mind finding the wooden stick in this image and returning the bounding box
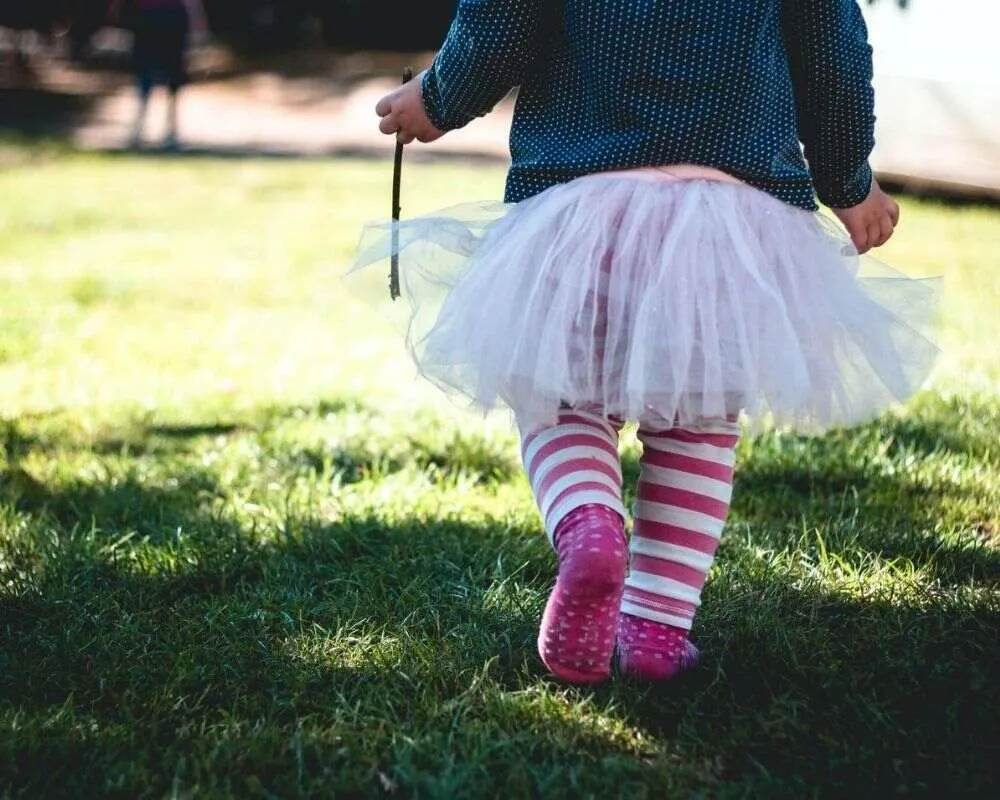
[390,66,414,301]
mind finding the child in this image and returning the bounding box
[359,0,938,684]
[109,0,208,149]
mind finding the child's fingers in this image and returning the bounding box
[378,114,401,135]
[375,95,393,117]
[875,215,895,247]
[888,201,900,227]
[374,73,442,144]
[849,222,870,254]
[415,128,442,144]
[840,218,863,253]
[868,221,886,251]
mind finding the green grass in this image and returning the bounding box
[1,137,998,798]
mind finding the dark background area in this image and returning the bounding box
[0,1,916,57]
[0,1,459,56]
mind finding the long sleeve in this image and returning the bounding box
[781,0,876,208]
[421,0,547,132]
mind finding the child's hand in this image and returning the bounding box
[831,180,900,254]
[375,71,444,145]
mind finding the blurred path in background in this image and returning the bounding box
[0,40,510,165]
[2,20,999,202]
[863,0,1000,202]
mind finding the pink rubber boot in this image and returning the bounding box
[616,614,700,681]
[537,504,627,684]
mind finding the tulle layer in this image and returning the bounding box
[351,174,940,432]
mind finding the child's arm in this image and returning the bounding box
[781,0,874,208]
[781,0,897,252]
[376,0,547,143]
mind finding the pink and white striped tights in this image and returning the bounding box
[521,409,739,683]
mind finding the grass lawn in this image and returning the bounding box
[1,135,998,797]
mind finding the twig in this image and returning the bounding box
[390,66,414,301]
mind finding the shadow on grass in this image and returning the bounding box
[3,395,366,456]
[3,475,997,795]
[0,459,547,795]
[618,577,1000,796]
[1,398,998,796]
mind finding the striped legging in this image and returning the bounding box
[520,408,739,631]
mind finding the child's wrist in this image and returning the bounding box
[817,163,874,209]
[420,66,470,133]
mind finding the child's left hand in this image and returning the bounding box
[375,71,445,145]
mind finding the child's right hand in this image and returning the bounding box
[375,71,444,145]
[831,180,900,254]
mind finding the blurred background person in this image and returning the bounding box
[108,0,207,149]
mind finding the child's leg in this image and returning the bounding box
[520,408,628,684]
[160,6,189,149]
[618,421,740,680]
[130,74,153,146]
[165,87,180,148]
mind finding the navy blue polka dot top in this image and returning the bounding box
[421,0,876,210]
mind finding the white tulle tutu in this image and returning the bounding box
[351,171,939,432]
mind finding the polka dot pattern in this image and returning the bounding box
[537,504,627,685]
[421,0,876,210]
[616,613,701,682]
